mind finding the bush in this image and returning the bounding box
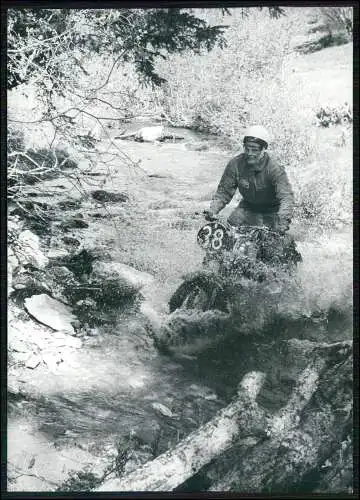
[57,469,101,492]
[152,9,315,163]
[319,7,353,38]
[296,32,350,54]
[7,124,100,235]
[296,7,352,54]
[289,144,352,228]
[8,126,78,197]
[315,103,352,128]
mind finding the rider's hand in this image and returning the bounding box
[203,210,217,222]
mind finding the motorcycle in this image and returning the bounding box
[154,213,302,356]
[169,213,302,315]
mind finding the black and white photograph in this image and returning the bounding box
[5,3,355,495]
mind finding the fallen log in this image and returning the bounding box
[96,371,267,492]
[211,340,353,493]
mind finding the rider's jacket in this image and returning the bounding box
[209,152,294,224]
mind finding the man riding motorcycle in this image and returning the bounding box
[205,125,294,234]
[158,127,301,354]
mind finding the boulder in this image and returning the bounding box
[9,338,29,353]
[11,271,52,299]
[116,125,165,142]
[138,126,164,142]
[25,354,42,369]
[47,236,77,260]
[24,294,78,335]
[61,236,81,248]
[14,230,49,269]
[151,402,175,418]
[59,217,89,230]
[48,248,70,259]
[58,199,82,211]
[8,247,19,272]
[92,262,155,293]
[91,190,129,203]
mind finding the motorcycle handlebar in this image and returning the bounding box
[195,210,285,236]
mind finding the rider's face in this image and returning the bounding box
[244,141,264,165]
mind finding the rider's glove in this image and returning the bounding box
[203,210,217,222]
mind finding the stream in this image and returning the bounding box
[7,120,353,491]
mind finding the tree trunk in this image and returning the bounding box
[211,340,353,493]
[96,371,267,492]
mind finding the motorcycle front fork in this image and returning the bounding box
[202,252,221,273]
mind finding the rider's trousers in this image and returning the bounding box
[227,206,279,229]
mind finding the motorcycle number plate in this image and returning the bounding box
[197,222,229,252]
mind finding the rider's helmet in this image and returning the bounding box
[243,125,271,150]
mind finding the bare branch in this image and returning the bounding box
[87,51,127,93]
[8,27,74,54]
[8,152,44,170]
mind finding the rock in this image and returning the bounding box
[75,298,97,308]
[11,271,52,299]
[85,328,100,337]
[187,384,218,401]
[204,393,218,401]
[8,247,19,271]
[116,126,164,142]
[13,284,26,290]
[185,142,209,152]
[24,294,77,335]
[60,217,89,230]
[91,190,129,203]
[30,335,49,350]
[9,338,29,353]
[89,212,106,219]
[51,266,76,280]
[92,262,154,292]
[58,199,82,211]
[48,248,70,259]
[15,230,49,269]
[151,402,175,418]
[11,351,33,363]
[60,253,96,283]
[62,236,81,247]
[25,355,41,369]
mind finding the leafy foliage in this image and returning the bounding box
[56,469,102,492]
[8,7,287,91]
[315,103,352,128]
[319,7,353,37]
[7,8,229,91]
[296,32,350,54]
[296,7,352,54]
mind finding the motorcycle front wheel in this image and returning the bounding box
[169,275,230,313]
